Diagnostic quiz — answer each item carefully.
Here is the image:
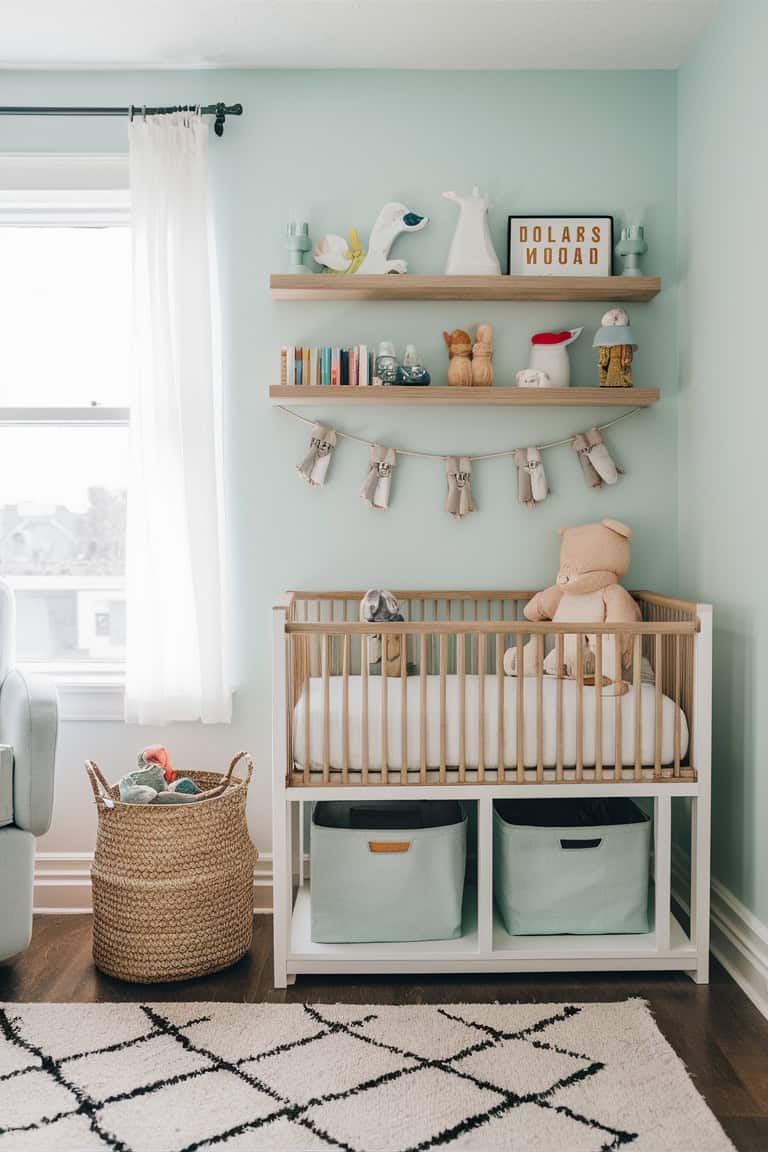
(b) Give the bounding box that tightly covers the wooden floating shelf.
[270,274,661,303]
[270,386,660,407]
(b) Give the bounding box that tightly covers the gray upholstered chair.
[0,581,58,960]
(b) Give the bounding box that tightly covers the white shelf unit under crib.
[271,592,712,988]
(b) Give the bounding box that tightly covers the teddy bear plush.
[503,519,640,695]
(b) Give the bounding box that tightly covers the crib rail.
[280,591,700,787]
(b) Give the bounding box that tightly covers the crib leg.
[272,802,293,990]
[690,794,711,984]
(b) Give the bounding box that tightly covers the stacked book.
[281,345,372,387]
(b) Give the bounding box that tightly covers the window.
[0,167,130,683]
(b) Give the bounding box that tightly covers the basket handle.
[85,760,112,804]
[194,751,255,801]
[225,751,254,788]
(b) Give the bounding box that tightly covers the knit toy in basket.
[86,751,257,983]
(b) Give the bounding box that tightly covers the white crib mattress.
[292,674,689,773]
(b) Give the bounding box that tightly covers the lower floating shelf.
[287,885,695,976]
[270,386,659,407]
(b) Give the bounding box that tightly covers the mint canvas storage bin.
[494,798,651,936]
[310,800,466,943]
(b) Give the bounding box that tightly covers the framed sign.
[507,215,613,276]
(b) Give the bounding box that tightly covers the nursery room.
[0,1,766,1149]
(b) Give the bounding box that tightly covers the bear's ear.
[602,518,631,539]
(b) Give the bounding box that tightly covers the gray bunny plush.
[360,589,409,677]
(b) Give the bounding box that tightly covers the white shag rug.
[0,1000,733,1152]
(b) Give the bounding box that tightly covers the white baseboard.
[37,847,768,1017]
[34,852,275,915]
[672,847,768,1020]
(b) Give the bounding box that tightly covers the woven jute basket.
[86,751,257,984]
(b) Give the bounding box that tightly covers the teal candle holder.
[616,225,648,277]
[285,221,312,274]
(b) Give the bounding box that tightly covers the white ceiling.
[0,0,719,70]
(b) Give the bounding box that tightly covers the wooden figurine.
[443,329,473,387]
[471,323,494,386]
[594,307,638,388]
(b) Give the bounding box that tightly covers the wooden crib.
[272,590,712,987]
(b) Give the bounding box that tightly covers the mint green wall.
[0,70,678,857]
[678,1,768,922]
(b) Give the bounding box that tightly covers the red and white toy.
[519,327,583,389]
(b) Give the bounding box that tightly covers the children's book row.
[281,346,372,388]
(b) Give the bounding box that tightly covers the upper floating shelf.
[270,386,660,407]
[269,274,662,303]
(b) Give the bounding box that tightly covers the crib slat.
[576,634,584,782]
[654,632,662,778]
[536,633,544,783]
[302,639,310,786]
[458,632,467,783]
[361,633,369,785]
[322,633,330,785]
[381,639,389,785]
[516,633,524,783]
[401,632,408,785]
[555,634,564,782]
[439,633,447,784]
[633,634,642,780]
[614,638,623,781]
[496,633,505,782]
[419,633,427,784]
[674,634,681,777]
[594,638,603,780]
[478,633,486,782]
[342,633,350,785]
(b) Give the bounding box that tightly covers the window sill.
[17,668,126,722]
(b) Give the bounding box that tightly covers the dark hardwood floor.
[2,915,767,1151]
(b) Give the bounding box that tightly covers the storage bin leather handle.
[368,841,411,853]
[559,837,602,850]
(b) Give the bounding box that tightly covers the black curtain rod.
[0,102,243,137]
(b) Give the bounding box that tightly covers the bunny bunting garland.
[515,447,549,507]
[445,456,475,518]
[284,406,638,516]
[514,448,533,507]
[571,426,622,488]
[571,432,602,488]
[361,445,396,509]
[526,446,549,504]
[586,426,621,485]
[297,424,336,486]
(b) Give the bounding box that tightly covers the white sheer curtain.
[125,112,231,724]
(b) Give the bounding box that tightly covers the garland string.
[278,404,644,461]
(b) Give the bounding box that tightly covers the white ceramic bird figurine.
[313,203,428,274]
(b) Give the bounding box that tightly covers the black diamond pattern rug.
[0,1000,733,1151]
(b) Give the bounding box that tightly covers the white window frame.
[0,156,130,715]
